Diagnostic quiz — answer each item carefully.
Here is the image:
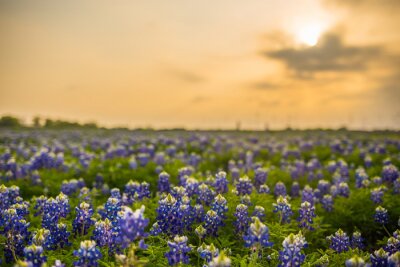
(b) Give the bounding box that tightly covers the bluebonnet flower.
[382,164,399,183]
[178,167,193,186]
[101,197,122,222]
[23,245,46,267]
[61,179,81,196]
[55,193,70,218]
[197,243,219,264]
[374,206,389,225]
[355,168,369,188]
[388,252,400,266]
[394,178,400,194]
[197,183,215,206]
[214,171,228,194]
[370,248,388,267]
[259,184,270,194]
[273,196,293,224]
[73,202,94,235]
[79,187,91,203]
[240,194,252,206]
[371,187,386,204]
[211,194,228,219]
[298,201,316,230]
[32,228,50,246]
[372,176,383,185]
[0,184,10,210]
[317,180,330,196]
[209,251,231,267]
[345,255,365,267]
[252,206,265,220]
[1,208,30,262]
[301,185,315,205]
[338,182,350,198]
[327,229,350,253]
[291,182,300,197]
[236,176,253,196]
[93,218,116,251]
[165,235,191,266]
[230,167,240,183]
[385,237,400,255]
[274,182,287,197]
[351,231,364,250]
[204,210,223,237]
[33,195,47,217]
[110,188,122,199]
[193,204,205,222]
[171,186,187,201]
[195,225,207,240]
[45,223,71,249]
[116,205,149,249]
[158,171,171,193]
[321,194,334,212]
[278,232,307,267]
[234,204,250,235]
[73,240,102,267]
[185,177,199,197]
[243,217,273,248]
[254,168,267,191]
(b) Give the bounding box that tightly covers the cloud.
[263,33,381,77]
[251,82,280,90]
[167,69,205,83]
[326,0,400,12]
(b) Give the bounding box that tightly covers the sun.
[297,25,321,46]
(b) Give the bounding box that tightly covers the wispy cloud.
[263,33,381,77]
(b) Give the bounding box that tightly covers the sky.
[0,0,399,130]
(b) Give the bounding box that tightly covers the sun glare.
[297,25,321,46]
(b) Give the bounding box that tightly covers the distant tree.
[33,116,42,127]
[0,115,22,127]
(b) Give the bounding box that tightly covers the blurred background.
[0,0,399,130]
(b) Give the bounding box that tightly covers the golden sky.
[0,0,399,129]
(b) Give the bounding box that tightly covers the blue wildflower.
[73,240,102,267]
[278,232,307,267]
[165,235,191,266]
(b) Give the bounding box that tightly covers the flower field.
[1,129,400,266]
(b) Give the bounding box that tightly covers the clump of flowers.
[321,194,334,212]
[252,206,265,220]
[204,210,223,237]
[298,201,316,230]
[211,194,228,219]
[274,182,287,197]
[73,202,94,236]
[370,248,388,266]
[214,171,228,194]
[351,231,364,250]
[165,235,191,266]
[370,187,386,204]
[158,171,171,193]
[243,217,273,249]
[23,245,46,267]
[327,229,350,253]
[236,176,253,196]
[197,243,219,264]
[234,204,250,235]
[116,205,149,249]
[278,232,307,267]
[345,255,365,267]
[73,240,102,267]
[254,168,267,191]
[209,251,231,267]
[374,206,389,225]
[273,196,293,224]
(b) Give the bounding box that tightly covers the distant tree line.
[0,115,99,129]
